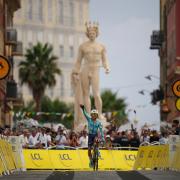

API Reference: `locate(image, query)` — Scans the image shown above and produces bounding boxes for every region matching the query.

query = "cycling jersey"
[81,107,104,140]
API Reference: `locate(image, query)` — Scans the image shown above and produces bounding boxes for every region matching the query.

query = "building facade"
[13,0,89,103]
[159,0,180,123]
[0,0,21,127]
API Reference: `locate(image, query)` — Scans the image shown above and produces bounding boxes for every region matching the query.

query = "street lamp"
[145,75,160,81]
[138,89,150,95]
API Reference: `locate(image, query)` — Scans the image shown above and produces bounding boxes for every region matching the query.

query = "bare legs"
[81,67,103,119]
[81,69,91,113]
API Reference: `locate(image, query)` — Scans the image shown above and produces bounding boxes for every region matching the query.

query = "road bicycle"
[91,138,104,171]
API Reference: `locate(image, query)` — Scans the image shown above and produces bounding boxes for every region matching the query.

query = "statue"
[71,22,110,129]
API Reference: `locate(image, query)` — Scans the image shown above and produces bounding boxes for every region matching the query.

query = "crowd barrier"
[171,142,180,171]
[1,136,180,172]
[133,144,169,170]
[23,149,138,170]
[0,138,17,175]
[8,136,26,171]
[0,136,26,176]
[168,135,180,170]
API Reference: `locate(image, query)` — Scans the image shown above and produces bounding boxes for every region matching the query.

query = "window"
[70,83,74,97]
[37,0,43,22]
[37,31,43,42]
[60,76,64,97]
[27,0,33,20]
[17,30,22,41]
[58,0,64,24]
[79,3,83,25]
[69,2,74,26]
[28,42,33,48]
[58,34,64,44]
[48,33,53,44]
[68,35,74,45]
[69,46,74,58]
[27,30,33,42]
[48,0,52,21]
[59,45,64,58]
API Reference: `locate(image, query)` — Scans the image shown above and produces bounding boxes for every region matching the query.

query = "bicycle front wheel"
[93,149,98,171]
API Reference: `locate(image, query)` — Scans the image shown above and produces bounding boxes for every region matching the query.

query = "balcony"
[12,41,23,56]
[5,28,17,45]
[150,30,164,50]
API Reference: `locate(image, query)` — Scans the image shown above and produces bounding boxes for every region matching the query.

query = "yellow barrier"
[171,143,180,171]
[23,149,137,170]
[133,144,169,170]
[0,139,17,175]
[8,136,24,169]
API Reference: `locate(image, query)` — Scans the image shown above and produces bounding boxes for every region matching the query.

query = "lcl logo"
[31,153,43,160]
[59,154,72,160]
[125,154,136,161]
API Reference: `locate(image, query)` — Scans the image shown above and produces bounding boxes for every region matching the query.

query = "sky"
[90,0,160,130]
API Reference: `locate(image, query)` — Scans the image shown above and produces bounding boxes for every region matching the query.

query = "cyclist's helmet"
[90,109,98,115]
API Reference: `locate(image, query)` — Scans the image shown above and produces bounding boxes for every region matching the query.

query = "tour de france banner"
[23,149,137,170]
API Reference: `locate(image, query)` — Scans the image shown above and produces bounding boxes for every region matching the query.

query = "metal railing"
[45,144,139,151]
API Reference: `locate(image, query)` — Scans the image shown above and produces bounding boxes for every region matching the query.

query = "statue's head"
[85,21,99,40]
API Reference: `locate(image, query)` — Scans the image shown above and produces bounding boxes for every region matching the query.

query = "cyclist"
[80,104,105,167]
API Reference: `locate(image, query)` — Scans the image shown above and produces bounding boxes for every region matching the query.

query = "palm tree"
[91,89,128,127]
[19,42,61,111]
[102,90,128,126]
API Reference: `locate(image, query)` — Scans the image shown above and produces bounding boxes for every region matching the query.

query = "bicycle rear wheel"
[93,149,98,171]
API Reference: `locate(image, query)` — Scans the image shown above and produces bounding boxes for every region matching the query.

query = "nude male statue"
[71,22,110,128]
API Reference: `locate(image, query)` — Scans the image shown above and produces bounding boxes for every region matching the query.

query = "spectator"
[79,130,88,148]
[140,130,150,143]
[119,131,129,147]
[110,130,117,142]
[55,129,67,146]
[172,119,180,135]
[69,131,79,147]
[28,129,41,148]
[39,127,49,148]
[129,132,140,147]
[105,134,112,149]
[3,127,11,137]
[20,129,30,148]
[46,128,55,147]
[114,131,129,147]
[159,132,169,144]
[150,130,159,143]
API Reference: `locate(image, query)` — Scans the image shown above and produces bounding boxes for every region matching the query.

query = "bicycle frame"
[91,138,100,171]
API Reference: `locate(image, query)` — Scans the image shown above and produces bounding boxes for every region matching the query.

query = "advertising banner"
[23,149,138,170]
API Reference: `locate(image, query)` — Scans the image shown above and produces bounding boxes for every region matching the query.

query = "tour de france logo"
[0,55,11,80]
[172,80,180,111]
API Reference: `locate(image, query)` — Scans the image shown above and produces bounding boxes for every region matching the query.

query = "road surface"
[0,170,180,180]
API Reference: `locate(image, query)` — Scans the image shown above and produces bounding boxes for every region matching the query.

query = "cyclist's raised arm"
[80,104,91,122]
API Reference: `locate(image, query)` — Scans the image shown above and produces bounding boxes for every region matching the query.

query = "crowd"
[0,119,179,149]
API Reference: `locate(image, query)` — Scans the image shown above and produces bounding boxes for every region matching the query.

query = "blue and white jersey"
[82,108,104,139]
